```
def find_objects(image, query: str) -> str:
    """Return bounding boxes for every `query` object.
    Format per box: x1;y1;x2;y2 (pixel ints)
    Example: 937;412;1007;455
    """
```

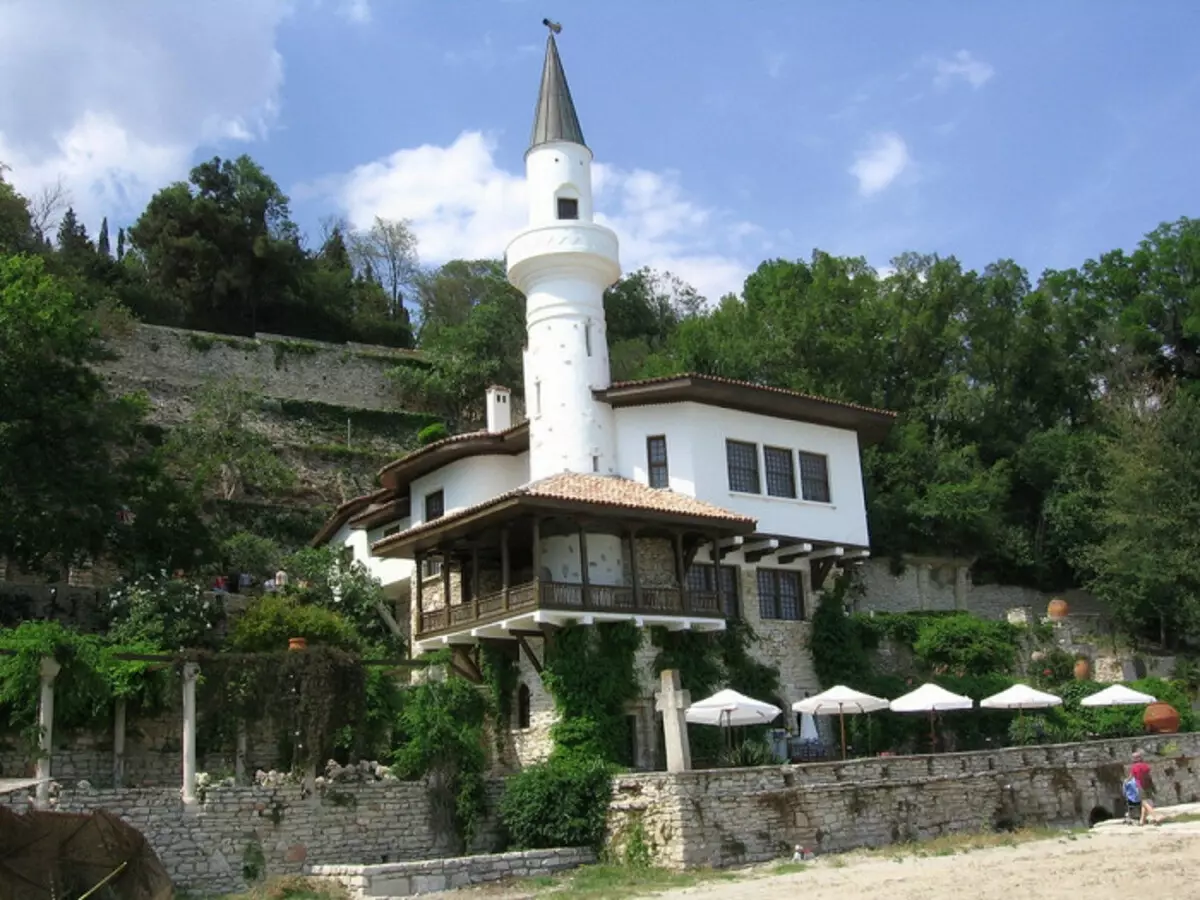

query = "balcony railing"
417;578;722;637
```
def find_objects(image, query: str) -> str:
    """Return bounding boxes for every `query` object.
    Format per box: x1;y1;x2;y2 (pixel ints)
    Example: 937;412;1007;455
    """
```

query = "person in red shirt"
1130;749;1161;825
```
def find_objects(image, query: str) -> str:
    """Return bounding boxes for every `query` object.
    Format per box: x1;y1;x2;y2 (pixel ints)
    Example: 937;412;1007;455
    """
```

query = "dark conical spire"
530;31;586;150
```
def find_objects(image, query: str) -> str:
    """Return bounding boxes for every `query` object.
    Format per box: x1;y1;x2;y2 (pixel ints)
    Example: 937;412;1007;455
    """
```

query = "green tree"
0;170;35;255
97;217;111;257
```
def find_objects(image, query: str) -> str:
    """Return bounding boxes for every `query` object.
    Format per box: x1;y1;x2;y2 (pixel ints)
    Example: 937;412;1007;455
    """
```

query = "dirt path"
655;825;1200;900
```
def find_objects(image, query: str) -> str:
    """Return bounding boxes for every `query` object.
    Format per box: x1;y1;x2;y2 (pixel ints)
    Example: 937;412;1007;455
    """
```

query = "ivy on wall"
480;644;518;735
542;622;642;765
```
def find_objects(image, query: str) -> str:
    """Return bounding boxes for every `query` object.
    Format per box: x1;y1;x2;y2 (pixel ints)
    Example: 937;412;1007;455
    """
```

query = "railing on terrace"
417;578;722;637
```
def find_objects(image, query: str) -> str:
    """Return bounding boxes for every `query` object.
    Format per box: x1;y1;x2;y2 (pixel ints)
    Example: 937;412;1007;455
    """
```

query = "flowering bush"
107;571;225;651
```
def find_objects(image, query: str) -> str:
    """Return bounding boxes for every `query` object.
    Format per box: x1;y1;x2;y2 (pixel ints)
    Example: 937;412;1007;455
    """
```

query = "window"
584;322;592;357
646;436;669;489
557;197;579;220
424;490;445;522
339;546;355;566
757;568;803;621
726;440;760;493
686;563;740;618
764;446;797;498
798;452;831;503
421;557;444;579
534;380;541;417
517;684;531;729
382;523;401;538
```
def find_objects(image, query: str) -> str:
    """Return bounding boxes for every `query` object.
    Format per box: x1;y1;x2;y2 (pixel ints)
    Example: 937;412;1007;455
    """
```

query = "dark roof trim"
377;422;530;491
596;374;896;445
310;488;389;547
348;497;411;531
529;33;586;150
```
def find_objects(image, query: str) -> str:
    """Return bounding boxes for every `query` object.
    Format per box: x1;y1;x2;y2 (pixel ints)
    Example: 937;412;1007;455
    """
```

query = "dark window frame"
686;562;741;619
557;196;579;220
726;439;761;494
424;489;445;522
798;452;831;503
763;445;797;499
647;435;669;489
757;568;804;621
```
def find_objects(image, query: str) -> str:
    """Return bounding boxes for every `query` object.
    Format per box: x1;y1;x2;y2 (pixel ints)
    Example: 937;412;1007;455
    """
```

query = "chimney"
486;385;512;433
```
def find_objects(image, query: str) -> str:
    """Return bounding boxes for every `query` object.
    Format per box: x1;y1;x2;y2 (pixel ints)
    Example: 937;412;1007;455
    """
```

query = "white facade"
409;454;529;528
613;403;870;548
329;522;413;596
507;138;622;481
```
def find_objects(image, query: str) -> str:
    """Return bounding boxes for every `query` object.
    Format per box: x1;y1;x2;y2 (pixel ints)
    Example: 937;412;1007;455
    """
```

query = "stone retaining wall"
309;848;596;898
2;779;504;895
606;733;1200;868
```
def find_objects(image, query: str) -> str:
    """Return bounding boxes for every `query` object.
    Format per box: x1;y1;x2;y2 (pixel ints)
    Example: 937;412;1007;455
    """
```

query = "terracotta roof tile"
372;473;753;553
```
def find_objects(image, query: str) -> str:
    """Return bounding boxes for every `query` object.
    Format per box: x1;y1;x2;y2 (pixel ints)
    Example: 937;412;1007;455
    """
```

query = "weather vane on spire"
542;18;562;34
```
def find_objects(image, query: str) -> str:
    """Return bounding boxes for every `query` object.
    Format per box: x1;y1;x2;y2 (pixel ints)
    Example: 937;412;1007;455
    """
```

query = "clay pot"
1144;702;1180;734
288;637;308;652
1047;597;1069;620
1073;658;1090;681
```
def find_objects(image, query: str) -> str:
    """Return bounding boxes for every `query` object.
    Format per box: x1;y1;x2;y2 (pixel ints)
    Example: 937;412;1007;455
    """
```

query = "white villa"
313;30;894;767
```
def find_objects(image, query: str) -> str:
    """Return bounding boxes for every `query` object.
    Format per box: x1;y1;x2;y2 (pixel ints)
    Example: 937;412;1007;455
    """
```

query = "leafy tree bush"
911;615;1022;676
107;572;226;651
416;423;449;445
230;594;362;652
499;754;615;850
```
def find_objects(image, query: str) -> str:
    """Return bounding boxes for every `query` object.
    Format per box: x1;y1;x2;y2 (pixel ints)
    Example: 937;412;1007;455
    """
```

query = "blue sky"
2;1;1198;301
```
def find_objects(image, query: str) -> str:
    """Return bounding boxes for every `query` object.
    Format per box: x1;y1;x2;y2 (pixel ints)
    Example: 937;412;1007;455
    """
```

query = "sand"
659;824;1200;900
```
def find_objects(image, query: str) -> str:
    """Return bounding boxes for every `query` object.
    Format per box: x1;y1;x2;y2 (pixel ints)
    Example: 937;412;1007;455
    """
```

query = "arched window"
517;683;532;729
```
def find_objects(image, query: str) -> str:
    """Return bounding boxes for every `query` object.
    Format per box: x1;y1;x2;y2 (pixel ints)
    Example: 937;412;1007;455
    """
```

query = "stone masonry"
605;733;1200;868
309;848;595;898
2;779;504;895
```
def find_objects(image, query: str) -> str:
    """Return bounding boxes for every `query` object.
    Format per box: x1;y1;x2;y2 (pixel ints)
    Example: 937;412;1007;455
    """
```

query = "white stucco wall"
613;402;869;546
409;454;529;527
330;522;413;591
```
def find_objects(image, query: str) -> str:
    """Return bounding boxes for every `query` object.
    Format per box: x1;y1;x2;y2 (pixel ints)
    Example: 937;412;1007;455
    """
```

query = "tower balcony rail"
417;578;721;638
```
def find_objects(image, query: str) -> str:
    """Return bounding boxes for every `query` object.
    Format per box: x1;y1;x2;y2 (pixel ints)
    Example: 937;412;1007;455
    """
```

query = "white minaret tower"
507;25;621;481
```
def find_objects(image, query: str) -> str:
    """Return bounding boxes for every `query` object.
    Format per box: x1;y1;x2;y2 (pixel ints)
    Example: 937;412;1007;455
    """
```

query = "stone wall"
2;778;505;895
98;324;424;414
606;733;1200;868
854;557;1108;624
310;847;595;898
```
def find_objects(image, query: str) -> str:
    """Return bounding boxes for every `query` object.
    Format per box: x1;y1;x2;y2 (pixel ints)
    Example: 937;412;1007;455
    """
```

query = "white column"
181;662;199;805
654;669;692;773
113;698;127;788
35;657;61;810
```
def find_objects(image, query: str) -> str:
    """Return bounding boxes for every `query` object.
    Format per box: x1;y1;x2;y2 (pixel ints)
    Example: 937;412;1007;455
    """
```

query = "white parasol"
1080;684;1158;707
980;683;1062;710
889;683;974;750
686;689;783;728
793;685;890;759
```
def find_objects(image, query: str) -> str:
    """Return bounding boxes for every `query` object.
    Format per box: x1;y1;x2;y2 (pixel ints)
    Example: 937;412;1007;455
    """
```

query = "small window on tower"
557;197;579;220
584;323;592;357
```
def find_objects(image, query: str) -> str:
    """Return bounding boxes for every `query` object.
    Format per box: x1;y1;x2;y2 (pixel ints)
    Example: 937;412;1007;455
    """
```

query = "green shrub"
719;738;777;768
417;423;449;445
231;594;362;652
500;754;615;849
911;614;1021;676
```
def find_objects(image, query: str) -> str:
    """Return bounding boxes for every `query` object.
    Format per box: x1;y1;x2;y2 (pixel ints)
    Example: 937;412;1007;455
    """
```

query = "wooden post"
471;545;481;621
414;551;425;640
578;524;591;608
501;526;511;610
113;698;127;788
673;532;688;613
628;528;642;609
532;517;542;602
441;548;452;611
35;657;60;810
712;536;724;618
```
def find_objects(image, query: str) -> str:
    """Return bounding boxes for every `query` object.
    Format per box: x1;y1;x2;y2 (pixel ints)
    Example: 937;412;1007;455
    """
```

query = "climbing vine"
542;622;642;764
480;643;519;753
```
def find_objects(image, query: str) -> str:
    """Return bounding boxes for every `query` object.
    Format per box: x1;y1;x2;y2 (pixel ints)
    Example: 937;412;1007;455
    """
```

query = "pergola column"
35;657;60;810
181;662;200;806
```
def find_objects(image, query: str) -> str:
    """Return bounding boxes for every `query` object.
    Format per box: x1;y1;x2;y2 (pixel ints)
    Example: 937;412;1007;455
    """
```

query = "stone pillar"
236;721;248;784
654;669;691;773
35;657;61;810
917;564;932;611
181;662;199;805
954;565;969;611
113;698;127;788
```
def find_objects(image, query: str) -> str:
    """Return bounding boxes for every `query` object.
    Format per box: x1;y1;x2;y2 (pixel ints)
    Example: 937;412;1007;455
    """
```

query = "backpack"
1124;777;1141;804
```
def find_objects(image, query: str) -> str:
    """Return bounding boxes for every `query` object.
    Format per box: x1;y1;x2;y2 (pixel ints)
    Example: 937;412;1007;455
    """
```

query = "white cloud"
933;50;995;89
849;133;911;197
319;131;758;302
764;52;787;80
337;0;371;23
0;0;291;232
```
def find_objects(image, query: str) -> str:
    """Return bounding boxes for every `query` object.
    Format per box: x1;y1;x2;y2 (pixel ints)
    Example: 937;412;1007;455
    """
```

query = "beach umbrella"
793;685;889;759
980;683;1062;712
1080;684;1157;707
889;683;974;750
686;689;782;753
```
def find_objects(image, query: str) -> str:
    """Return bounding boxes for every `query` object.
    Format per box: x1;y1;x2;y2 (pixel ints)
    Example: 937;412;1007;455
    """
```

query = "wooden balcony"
416;578;723;639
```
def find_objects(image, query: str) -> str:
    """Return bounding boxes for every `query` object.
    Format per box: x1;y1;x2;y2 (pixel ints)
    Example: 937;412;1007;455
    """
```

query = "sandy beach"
654;824;1200;900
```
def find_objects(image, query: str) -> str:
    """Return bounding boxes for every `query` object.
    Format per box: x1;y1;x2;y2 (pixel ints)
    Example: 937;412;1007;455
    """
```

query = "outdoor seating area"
681;680;1173;766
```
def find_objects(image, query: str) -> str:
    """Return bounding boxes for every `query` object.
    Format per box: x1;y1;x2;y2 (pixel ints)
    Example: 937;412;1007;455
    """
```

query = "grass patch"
772;861;808;875
212;876;347;900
